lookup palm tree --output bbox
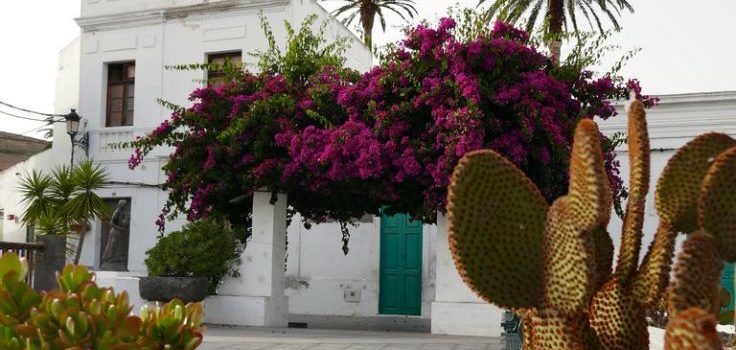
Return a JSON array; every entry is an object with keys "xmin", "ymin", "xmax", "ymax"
[
  {"xmin": 480, "ymin": 0, "xmax": 634, "ymax": 65},
  {"xmin": 322, "ymin": 0, "xmax": 419, "ymax": 48},
  {"xmin": 18, "ymin": 160, "xmax": 112, "ymax": 264}
]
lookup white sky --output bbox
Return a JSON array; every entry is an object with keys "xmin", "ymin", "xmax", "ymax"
[{"xmin": 1, "ymin": 0, "xmax": 735, "ymax": 139}]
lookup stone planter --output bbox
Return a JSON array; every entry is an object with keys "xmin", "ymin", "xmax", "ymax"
[
  {"xmin": 139, "ymin": 276, "xmax": 208, "ymax": 303},
  {"xmin": 33, "ymin": 235, "xmax": 66, "ymax": 291}
]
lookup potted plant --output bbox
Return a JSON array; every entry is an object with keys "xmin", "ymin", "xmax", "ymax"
[
  {"xmin": 140, "ymin": 219, "xmax": 244, "ymax": 303},
  {"xmin": 18, "ymin": 160, "xmax": 112, "ymax": 290}
]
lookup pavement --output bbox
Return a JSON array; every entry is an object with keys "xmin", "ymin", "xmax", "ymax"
[{"xmin": 199, "ymin": 326, "xmax": 504, "ymax": 350}]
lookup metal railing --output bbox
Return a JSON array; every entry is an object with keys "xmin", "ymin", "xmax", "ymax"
[
  {"xmin": 0, "ymin": 241, "xmax": 46, "ymax": 287},
  {"xmin": 502, "ymin": 311, "xmax": 523, "ymax": 350}
]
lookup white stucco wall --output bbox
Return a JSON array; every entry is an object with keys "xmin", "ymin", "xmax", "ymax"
[
  {"xmin": 0, "ymin": 38, "xmax": 81, "ymax": 242},
  {"xmin": 285, "ymin": 215, "xmax": 437, "ymax": 320}
]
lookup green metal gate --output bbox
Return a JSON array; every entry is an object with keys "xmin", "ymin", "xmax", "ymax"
[{"xmin": 379, "ymin": 212, "xmax": 422, "ymax": 316}]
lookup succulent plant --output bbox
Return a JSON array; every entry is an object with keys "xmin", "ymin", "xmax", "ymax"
[
  {"xmin": 447, "ymin": 97, "xmax": 736, "ymax": 349},
  {"xmin": 0, "ymin": 252, "xmax": 204, "ymax": 350}
]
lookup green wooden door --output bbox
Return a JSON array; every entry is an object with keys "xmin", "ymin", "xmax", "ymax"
[
  {"xmin": 719, "ymin": 263, "xmax": 735, "ymax": 324},
  {"xmin": 379, "ymin": 213, "xmax": 422, "ymax": 316}
]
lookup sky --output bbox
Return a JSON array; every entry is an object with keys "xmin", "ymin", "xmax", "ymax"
[{"xmin": 1, "ymin": 0, "xmax": 736, "ymax": 139}]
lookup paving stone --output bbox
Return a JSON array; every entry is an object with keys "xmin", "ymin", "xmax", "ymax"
[
  {"xmin": 419, "ymin": 343, "xmax": 457, "ymax": 350},
  {"xmin": 198, "ymin": 326, "xmax": 501, "ymax": 350},
  {"xmin": 345, "ymin": 344, "xmax": 388, "ymax": 350}
]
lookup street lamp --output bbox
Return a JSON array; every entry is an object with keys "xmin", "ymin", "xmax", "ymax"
[{"xmin": 65, "ymin": 109, "xmax": 88, "ymax": 166}]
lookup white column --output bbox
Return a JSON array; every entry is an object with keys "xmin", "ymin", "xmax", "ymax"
[
  {"xmin": 431, "ymin": 213, "xmax": 503, "ymax": 337},
  {"xmin": 204, "ymin": 191, "xmax": 289, "ymax": 327}
]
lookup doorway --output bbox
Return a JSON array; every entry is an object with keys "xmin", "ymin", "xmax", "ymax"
[{"xmin": 379, "ymin": 212, "xmax": 422, "ymax": 316}]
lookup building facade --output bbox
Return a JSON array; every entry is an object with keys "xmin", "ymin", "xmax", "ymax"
[
  {"xmin": 1, "ymin": 0, "xmax": 736, "ymax": 339},
  {"xmin": 0, "ymin": 0, "xmax": 503, "ymax": 337}
]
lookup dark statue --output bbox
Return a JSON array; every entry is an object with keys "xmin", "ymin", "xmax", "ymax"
[{"xmin": 100, "ymin": 199, "xmax": 130, "ymax": 271}]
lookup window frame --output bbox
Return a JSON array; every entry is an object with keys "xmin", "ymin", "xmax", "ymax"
[
  {"xmin": 105, "ymin": 61, "xmax": 136, "ymax": 128},
  {"xmin": 206, "ymin": 51, "xmax": 242, "ymax": 86}
]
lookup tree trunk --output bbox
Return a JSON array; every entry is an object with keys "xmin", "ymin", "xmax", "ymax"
[
  {"xmin": 548, "ymin": 41, "xmax": 562, "ymax": 66},
  {"xmin": 74, "ymin": 232, "xmax": 85, "ymax": 264},
  {"xmin": 361, "ymin": 10, "xmax": 376, "ymax": 50},
  {"xmin": 72, "ymin": 224, "xmax": 89, "ymax": 265},
  {"xmin": 546, "ymin": 0, "xmax": 565, "ymax": 66}
]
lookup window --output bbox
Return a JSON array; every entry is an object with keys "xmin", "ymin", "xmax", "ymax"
[
  {"xmin": 106, "ymin": 62, "xmax": 135, "ymax": 127},
  {"xmin": 207, "ymin": 51, "xmax": 242, "ymax": 86}
]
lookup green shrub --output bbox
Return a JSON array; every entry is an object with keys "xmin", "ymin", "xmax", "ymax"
[
  {"xmin": 0, "ymin": 252, "xmax": 203, "ymax": 349},
  {"xmin": 145, "ymin": 219, "xmax": 245, "ymax": 294}
]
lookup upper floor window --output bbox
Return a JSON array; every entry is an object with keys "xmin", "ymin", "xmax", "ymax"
[
  {"xmin": 106, "ymin": 62, "xmax": 135, "ymax": 127},
  {"xmin": 207, "ymin": 51, "xmax": 242, "ymax": 86}
]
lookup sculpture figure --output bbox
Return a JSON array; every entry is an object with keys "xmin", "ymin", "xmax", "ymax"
[{"xmin": 101, "ymin": 199, "xmax": 130, "ymax": 271}]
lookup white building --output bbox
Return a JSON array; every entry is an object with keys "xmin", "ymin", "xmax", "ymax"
[
  {"xmin": 0, "ymin": 0, "xmax": 502, "ymax": 337},
  {"xmin": 1, "ymin": 0, "xmax": 735, "ymax": 338}
]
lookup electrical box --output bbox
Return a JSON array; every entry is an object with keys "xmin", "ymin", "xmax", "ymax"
[{"xmin": 343, "ymin": 285, "xmax": 361, "ymax": 303}]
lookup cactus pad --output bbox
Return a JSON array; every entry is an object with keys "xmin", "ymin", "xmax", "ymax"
[
  {"xmin": 520, "ymin": 310, "xmax": 536, "ymax": 350},
  {"xmin": 530, "ymin": 309, "xmax": 587, "ymax": 350},
  {"xmin": 593, "ymin": 227, "xmax": 614, "ymax": 289},
  {"xmin": 699, "ymin": 146, "xmax": 736, "ymax": 261},
  {"xmin": 624, "ymin": 100, "xmax": 652, "ymax": 202},
  {"xmin": 543, "ymin": 197, "xmax": 596, "ymax": 314},
  {"xmin": 667, "ymin": 232, "xmax": 723, "ymax": 316},
  {"xmin": 567, "ymin": 119, "xmax": 612, "ymax": 232},
  {"xmin": 617, "ymin": 100, "xmax": 651, "ymax": 283},
  {"xmin": 632, "ymin": 221, "xmax": 678, "ymax": 306},
  {"xmin": 665, "ymin": 308, "xmax": 722, "ymax": 350},
  {"xmin": 588, "ymin": 278, "xmax": 649, "ymax": 350},
  {"xmin": 448, "ymin": 149, "xmax": 548, "ymax": 308},
  {"xmin": 656, "ymin": 133, "xmax": 736, "ymax": 233}
]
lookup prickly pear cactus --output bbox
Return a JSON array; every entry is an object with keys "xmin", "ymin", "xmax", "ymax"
[{"xmin": 448, "ymin": 96, "xmax": 736, "ymax": 349}]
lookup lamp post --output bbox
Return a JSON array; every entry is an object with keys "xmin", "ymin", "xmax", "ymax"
[{"xmin": 65, "ymin": 109, "xmax": 89, "ymax": 167}]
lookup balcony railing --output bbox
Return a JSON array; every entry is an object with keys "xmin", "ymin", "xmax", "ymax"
[{"xmin": 87, "ymin": 127, "xmax": 156, "ymax": 161}]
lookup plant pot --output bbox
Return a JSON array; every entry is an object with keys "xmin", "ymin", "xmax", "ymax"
[
  {"xmin": 139, "ymin": 276, "xmax": 208, "ymax": 303},
  {"xmin": 33, "ymin": 235, "xmax": 67, "ymax": 291}
]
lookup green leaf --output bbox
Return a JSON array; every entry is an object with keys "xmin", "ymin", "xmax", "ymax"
[{"xmin": 0, "ymin": 253, "xmax": 26, "ymax": 285}]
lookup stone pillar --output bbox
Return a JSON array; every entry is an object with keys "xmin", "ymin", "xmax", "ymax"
[
  {"xmin": 431, "ymin": 213, "xmax": 503, "ymax": 337},
  {"xmin": 204, "ymin": 191, "xmax": 289, "ymax": 327}
]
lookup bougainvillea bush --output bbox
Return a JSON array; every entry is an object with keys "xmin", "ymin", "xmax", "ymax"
[{"xmin": 127, "ymin": 15, "xmax": 657, "ymax": 237}]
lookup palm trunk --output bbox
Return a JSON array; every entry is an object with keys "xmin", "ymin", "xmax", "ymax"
[
  {"xmin": 546, "ymin": 0, "xmax": 565, "ymax": 66},
  {"xmin": 548, "ymin": 41, "xmax": 562, "ymax": 66},
  {"xmin": 73, "ymin": 224, "xmax": 88, "ymax": 264},
  {"xmin": 74, "ymin": 232, "xmax": 85, "ymax": 264},
  {"xmin": 361, "ymin": 10, "xmax": 376, "ymax": 50}
]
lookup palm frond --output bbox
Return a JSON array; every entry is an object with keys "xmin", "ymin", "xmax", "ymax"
[
  {"xmin": 480, "ymin": 0, "xmax": 633, "ymax": 35},
  {"xmin": 17, "ymin": 170, "xmax": 54, "ymax": 226},
  {"xmin": 566, "ymin": 0, "xmax": 578, "ymax": 32},
  {"xmin": 66, "ymin": 160, "xmax": 113, "ymax": 223},
  {"xmin": 581, "ymin": 0, "xmax": 605, "ymax": 32},
  {"xmin": 35, "ymin": 210, "xmax": 66, "ymax": 236},
  {"xmin": 376, "ymin": 7, "xmax": 388, "ymax": 31},
  {"xmin": 326, "ymin": 0, "xmax": 418, "ymax": 40},
  {"xmin": 50, "ymin": 166, "xmax": 75, "ymax": 202},
  {"xmin": 575, "ymin": 0, "xmax": 597, "ymax": 31}
]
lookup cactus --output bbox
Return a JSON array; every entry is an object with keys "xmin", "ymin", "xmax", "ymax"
[
  {"xmin": 448, "ymin": 97, "xmax": 736, "ymax": 349},
  {"xmin": 0, "ymin": 252, "xmax": 204, "ymax": 350}
]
